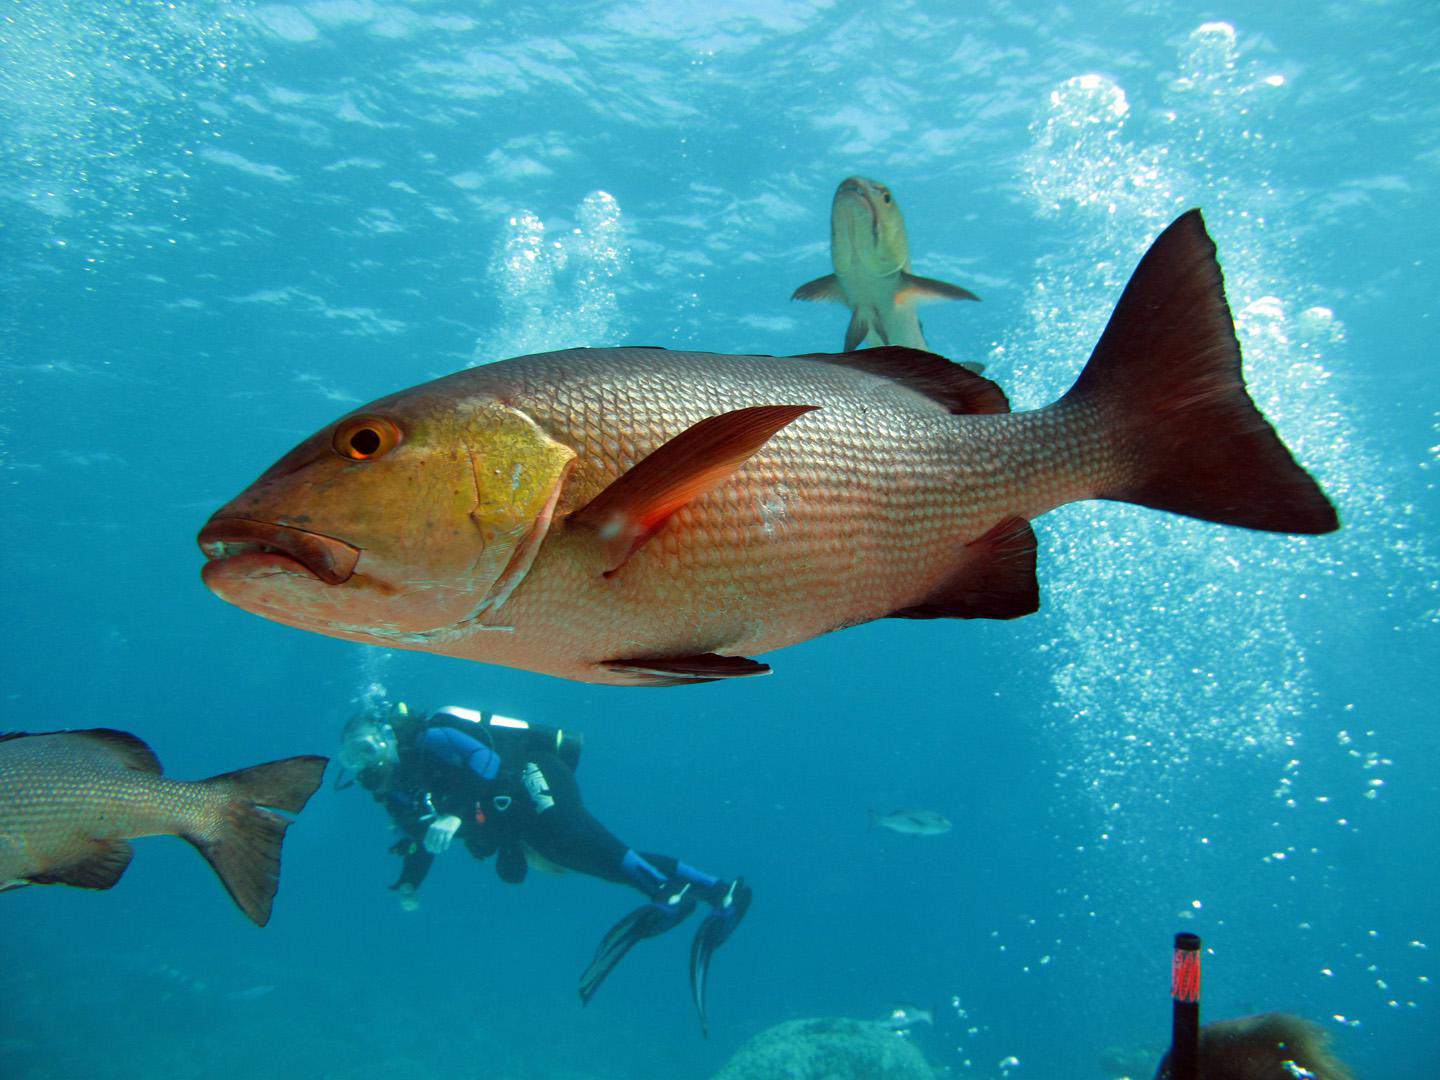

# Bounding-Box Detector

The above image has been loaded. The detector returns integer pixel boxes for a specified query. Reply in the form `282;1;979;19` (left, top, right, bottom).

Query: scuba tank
423;704;583;772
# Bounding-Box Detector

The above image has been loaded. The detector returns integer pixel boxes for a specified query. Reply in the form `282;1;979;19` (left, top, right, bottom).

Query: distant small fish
868;808;952;836
0;729;326;926
793;175;979;353
885;1002;934;1030
228;984;277;1002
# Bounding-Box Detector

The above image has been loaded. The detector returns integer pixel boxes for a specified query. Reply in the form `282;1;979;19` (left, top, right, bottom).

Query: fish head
198;380;576;645
830;176;910;279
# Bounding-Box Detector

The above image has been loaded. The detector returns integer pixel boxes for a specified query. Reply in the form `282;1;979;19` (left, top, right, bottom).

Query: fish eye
882;191;892;203
333;416;402;461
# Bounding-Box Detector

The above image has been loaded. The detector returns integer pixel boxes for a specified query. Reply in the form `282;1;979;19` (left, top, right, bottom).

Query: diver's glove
423;814;462;854
690;877;753;1037
579;879;697;1006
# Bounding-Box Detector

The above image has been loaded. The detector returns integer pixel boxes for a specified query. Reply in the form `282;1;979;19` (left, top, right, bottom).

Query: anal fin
889;516;1039;620
602;654;772;686
30;839;134;890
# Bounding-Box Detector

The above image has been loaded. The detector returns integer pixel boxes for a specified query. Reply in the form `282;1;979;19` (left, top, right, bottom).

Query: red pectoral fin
571;404;818;575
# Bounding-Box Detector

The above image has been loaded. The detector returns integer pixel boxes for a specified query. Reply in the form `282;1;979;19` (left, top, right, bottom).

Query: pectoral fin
30;839;134;890
571;404;818;575
896;272;980;304
791;274;845;303
602;654;772;686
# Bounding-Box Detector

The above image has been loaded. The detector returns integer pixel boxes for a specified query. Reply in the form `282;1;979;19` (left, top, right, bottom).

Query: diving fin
579;884;697;1005
690;877;753;1038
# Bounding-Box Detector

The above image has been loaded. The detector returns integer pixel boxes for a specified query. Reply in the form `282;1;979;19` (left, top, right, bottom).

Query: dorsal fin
52;729;164;773
795;347;1009;415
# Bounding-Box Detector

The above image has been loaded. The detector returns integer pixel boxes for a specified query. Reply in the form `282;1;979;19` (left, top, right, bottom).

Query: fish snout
198;517;360;586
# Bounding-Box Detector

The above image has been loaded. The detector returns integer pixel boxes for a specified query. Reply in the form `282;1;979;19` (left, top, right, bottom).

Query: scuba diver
335;700;752;1035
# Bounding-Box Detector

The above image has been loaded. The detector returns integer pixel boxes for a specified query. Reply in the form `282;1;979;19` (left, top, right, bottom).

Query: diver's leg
519;752;670;894
639;853;721;893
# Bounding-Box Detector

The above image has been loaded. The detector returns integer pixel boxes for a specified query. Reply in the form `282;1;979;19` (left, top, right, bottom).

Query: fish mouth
198;517;361;586
834;181;883;252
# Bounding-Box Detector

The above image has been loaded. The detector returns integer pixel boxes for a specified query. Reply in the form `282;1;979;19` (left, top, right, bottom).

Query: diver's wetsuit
373;722;717;900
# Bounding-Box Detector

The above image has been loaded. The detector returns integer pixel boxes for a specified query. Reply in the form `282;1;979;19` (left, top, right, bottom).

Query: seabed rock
711;1017;935;1080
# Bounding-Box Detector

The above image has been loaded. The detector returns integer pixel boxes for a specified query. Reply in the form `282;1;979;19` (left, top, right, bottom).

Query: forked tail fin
1062;210;1338;535
189;755;328;927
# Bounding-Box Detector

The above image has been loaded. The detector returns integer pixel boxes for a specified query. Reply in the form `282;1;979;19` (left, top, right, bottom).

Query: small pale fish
0;730;326;926
885;1002;935;1030
198;211;1337;686
869;808;952;837
793;175;979;353
227;984;278;1002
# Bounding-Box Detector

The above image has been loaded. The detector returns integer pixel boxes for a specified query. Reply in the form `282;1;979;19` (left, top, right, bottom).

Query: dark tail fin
189;755;328;927
1063;210;1338;535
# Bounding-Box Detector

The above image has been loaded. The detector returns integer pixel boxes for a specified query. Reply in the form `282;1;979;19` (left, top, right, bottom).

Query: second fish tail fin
1062;209;1338;535
187;754;328;927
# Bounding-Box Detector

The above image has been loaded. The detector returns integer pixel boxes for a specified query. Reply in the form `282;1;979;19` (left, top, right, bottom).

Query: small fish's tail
188;755;328;927
1061;210;1338;535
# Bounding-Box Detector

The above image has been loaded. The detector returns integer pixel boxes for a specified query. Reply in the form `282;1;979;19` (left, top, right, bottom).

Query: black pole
1169;932;1201;1080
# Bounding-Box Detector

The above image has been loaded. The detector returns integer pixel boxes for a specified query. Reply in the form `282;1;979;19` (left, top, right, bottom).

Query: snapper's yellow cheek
463;403;577;615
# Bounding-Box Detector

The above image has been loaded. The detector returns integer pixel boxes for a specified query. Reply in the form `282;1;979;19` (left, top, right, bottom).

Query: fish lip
197;517;361;586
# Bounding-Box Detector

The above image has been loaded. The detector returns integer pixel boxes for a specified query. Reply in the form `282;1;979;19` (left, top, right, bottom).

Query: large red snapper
199;211;1337;686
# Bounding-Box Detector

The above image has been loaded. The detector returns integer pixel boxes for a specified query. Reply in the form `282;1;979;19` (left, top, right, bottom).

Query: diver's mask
334;712;401;789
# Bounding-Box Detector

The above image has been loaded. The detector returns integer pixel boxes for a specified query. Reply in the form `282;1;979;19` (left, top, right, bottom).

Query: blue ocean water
2;2;1437;1077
